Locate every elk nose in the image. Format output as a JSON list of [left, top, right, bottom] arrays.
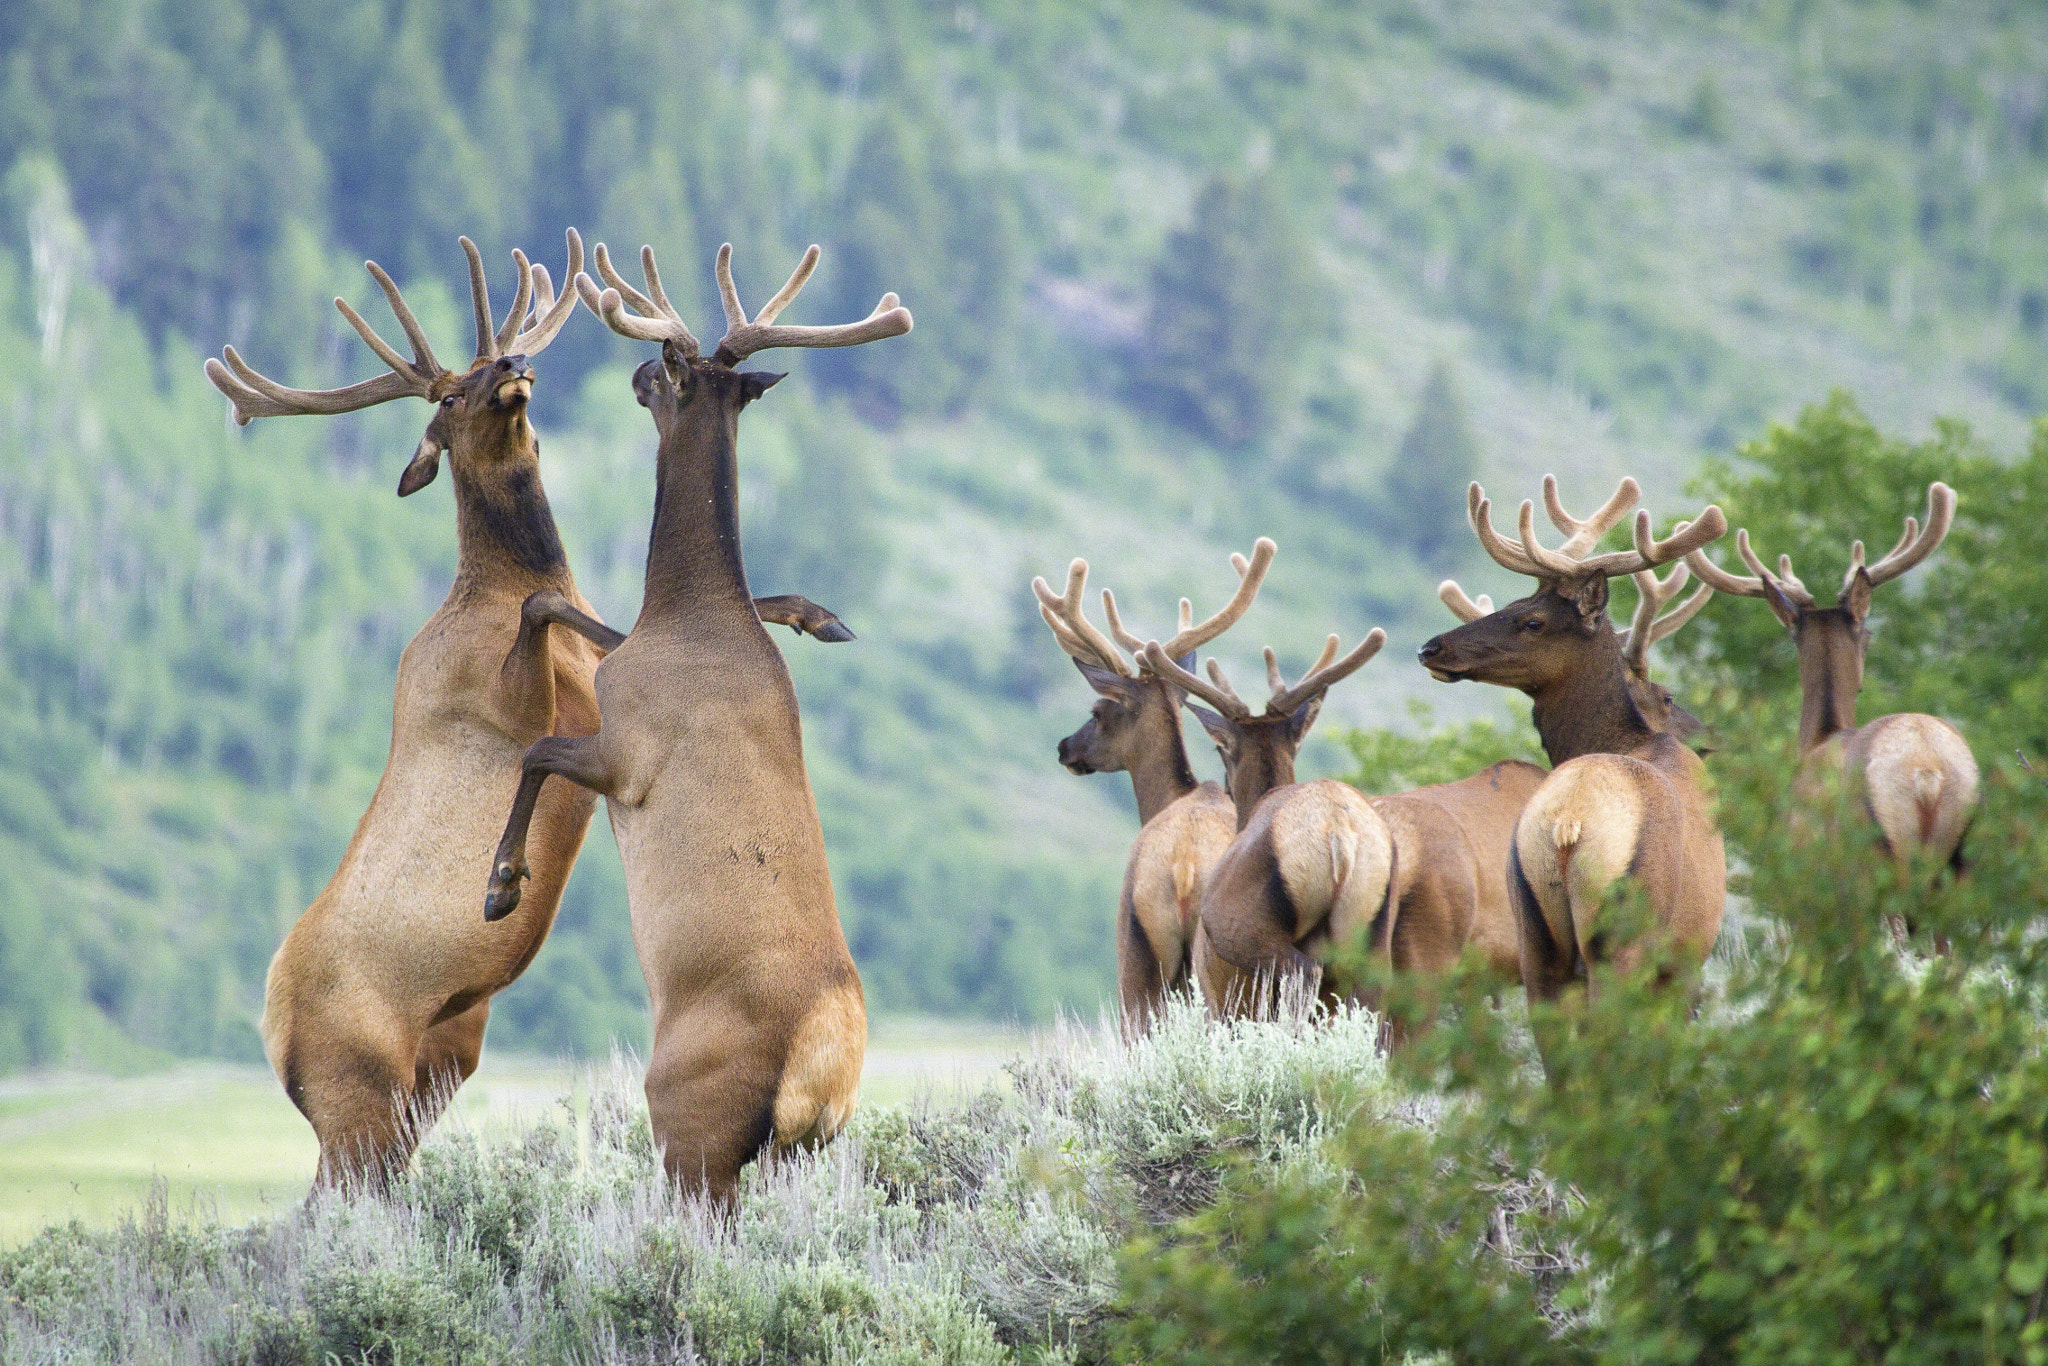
[[499, 354, 532, 378], [1417, 637, 1444, 661]]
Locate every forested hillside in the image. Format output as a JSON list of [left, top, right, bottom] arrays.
[[0, 0, 2043, 1064]]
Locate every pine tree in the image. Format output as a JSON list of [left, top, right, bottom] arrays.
[[1384, 360, 1482, 566]]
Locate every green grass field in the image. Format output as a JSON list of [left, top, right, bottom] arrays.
[[0, 1016, 1029, 1245]]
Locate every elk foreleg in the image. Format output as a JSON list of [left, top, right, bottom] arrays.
[[495, 590, 626, 736], [485, 734, 615, 921], [752, 593, 856, 642]]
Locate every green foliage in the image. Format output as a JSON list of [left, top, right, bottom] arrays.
[[1337, 698, 1545, 793], [1130, 171, 1327, 449], [1676, 391, 2048, 757], [1382, 360, 1483, 566]]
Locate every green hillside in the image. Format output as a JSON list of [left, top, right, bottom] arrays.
[[0, 0, 2043, 1064]]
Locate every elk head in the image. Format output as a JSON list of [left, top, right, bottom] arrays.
[[579, 241, 912, 438], [1143, 626, 1387, 825], [1684, 482, 1954, 751], [1032, 539, 1274, 780], [207, 232, 585, 501], [1416, 476, 1726, 759]]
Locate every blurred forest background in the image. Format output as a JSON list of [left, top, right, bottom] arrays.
[[0, 0, 2043, 1067]]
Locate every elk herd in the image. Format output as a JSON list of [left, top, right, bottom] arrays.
[[201, 223, 1977, 1205]]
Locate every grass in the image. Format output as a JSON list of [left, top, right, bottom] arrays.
[[0, 996, 1405, 1364], [0, 1016, 1027, 1247]]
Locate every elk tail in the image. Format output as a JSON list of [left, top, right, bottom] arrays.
[[1913, 768, 1944, 844]]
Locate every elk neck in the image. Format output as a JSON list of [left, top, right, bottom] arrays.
[[638, 388, 756, 627], [1226, 723, 1297, 831], [1526, 627, 1657, 765], [1794, 611, 1864, 751], [1127, 681, 1202, 824], [448, 431, 571, 590]]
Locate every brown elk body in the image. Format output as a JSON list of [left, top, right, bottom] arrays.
[[1032, 542, 1273, 1028], [1417, 478, 1730, 1020], [203, 234, 613, 1186], [483, 243, 909, 1203], [1144, 626, 1393, 1017], [1685, 484, 1979, 879]]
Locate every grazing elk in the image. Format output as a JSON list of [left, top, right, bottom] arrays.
[[1031, 539, 1274, 1029], [203, 232, 607, 1186], [1141, 627, 1392, 1016], [1683, 483, 1978, 880], [482, 240, 909, 1203], [1416, 477, 1729, 1022]]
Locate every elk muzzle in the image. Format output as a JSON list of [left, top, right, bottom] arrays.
[[488, 354, 534, 409]]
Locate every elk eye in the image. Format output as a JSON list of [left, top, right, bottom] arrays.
[[1521, 618, 1543, 632], [440, 395, 458, 408]]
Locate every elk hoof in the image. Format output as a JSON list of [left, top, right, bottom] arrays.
[[809, 618, 856, 643], [483, 865, 526, 922]]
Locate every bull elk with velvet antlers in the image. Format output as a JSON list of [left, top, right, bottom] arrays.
[[1032, 539, 1274, 1029], [203, 233, 608, 1186], [1684, 482, 1978, 886], [482, 240, 909, 1203], [1417, 477, 1729, 1040], [1141, 621, 1390, 1016]]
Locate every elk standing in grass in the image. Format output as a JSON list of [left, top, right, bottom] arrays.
[[1032, 540, 1273, 1029], [1684, 482, 1978, 885], [205, 233, 609, 1186], [1142, 626, 1391, 1016], [483, 241, 909, 1203], [1416, 477, 1729, 1025]]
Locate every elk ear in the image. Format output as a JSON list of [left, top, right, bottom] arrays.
[[739, 371, 787, 403], [1187, 704, 1235, 750], [1560, 574, 1610, 628], [1285, 695, 1325, 744], [632, 358, 662, 408], [1072, 658, 1137, 701], [1763, 577, 1803, 629], [397, 434, 443, 496], [1840, 567, 1874, 623]]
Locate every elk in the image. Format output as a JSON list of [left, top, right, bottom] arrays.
[[1425, 566, 1713, 984], [1031, 539, 1274, 1029], [1141, 626, 1391, 1016], [481, 240, 909, 1203], [201, 232, 608, 1187], [1683, 483, 1978, 879], [1416, 477, 1729, 1019]]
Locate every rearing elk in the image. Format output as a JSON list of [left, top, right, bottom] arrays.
[[483, 240, 909, 1203], [1142, 625, 1391, 1015], [204, 232, 607, 1186], [1684, 483, 1978, 879], [1417, 477, 1729, 1027], [1032, 539, 1273, 1029]]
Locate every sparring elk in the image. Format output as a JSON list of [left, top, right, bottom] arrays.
[[1425, 566, 1714, 984], [1141, 627, 1391, 1016], [1416, 477, 1729, 1024], [1032, 539, 1273, 1029], [483, 240, 909, 1203], [203, 232, 606, 1187], [1684, 483, 1978, 880]]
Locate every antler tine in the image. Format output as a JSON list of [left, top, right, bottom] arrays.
[[1437, 580, 1493, 623], [490, 249, 535, 358], [1141, 642, 1253, 720], [1617, 563, 1711, 677], [1861, 481, 1955, 589], [1031, 560, 1135, 677], [1733, 528, 1816, 607], [711, 244, 912, 364], [510, 229, 585, 356], [344, 260, 442, 376], [208, 350, 427, 424], [1467, 484, 1546, 577], [580, 242, 701, 353], [1516, 499, 1585, 577], [1648, 579, 1714, 645], [1267, 629, 1388, 717], [1576, 505, 1728, 578], [460, 237, 497, 362], [1156, 537, 1276, 660], [1683, 533, 1769, 599], [753, 244, 822, 327], [1543, 474, 1642, 558]]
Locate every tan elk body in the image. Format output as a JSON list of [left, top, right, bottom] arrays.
[[204, 234, 609, 1185], [1032, 542, 1274, 1028], [1143, 625, 1393, 1015], [484, 242, 909, 1202], [1686, 483, 1979, 874], [1417, 478, 1729, 1018]]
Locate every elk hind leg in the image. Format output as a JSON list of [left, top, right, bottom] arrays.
[[643, 1025, 785, 1208], [282, 1016, 423, 1192], [411, 999, 491, 1136]]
